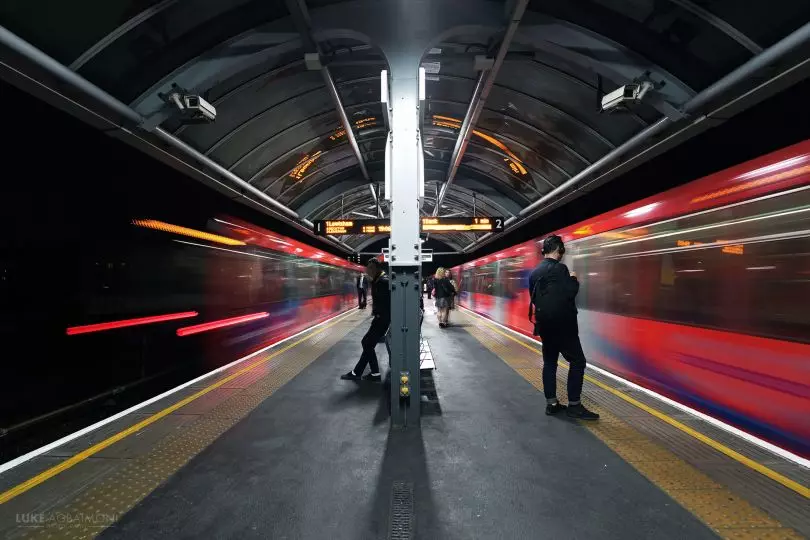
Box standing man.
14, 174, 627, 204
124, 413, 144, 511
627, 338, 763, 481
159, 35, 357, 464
342, 258, 390, 382
529, 235, 599, 420
356, 271, 367, 309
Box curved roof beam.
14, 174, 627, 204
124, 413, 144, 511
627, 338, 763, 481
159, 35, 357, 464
423, 174, 522, 216
426, 131, 558, 190
424, 157, 533, 208
435, 0, 529, 214
665, 0, 762, 54
428, 99, 591, 168
197, 75, 379, 160
69, 0, 182, 70
426, 125, 571, 184
284, 0, 371, 183
266, 135, 386, 196
438, 74, 618, 149
239, 106, 382, 181
295, 179, 370, 218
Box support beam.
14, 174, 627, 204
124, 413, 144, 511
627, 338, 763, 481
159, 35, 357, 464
369, 184, 384, 218
284, 0, 371, 183
433, 0, 529, 214
462, 20, 810, 253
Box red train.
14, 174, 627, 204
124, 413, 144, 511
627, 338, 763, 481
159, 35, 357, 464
455, 140, 810, 458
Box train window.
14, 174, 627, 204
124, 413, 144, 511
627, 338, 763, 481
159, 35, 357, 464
572, 186, 810, 343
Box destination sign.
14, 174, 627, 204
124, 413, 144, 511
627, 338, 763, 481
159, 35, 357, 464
420, 216, 505, 232
313, 216, 504, 236
313, 219, 391, 236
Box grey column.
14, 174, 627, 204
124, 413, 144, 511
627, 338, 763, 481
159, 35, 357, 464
386, 58, 423, 428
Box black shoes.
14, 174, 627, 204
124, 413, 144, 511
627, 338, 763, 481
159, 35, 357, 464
340, 371, 381, 382
545, 402, 567, 415
566, 403, 600, 420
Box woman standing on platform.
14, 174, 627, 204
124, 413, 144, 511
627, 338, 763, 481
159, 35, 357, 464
433, 267, 456, 328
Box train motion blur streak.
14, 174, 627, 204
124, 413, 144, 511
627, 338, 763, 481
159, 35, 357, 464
0, 214, 359, 460
455, 140, 810, 457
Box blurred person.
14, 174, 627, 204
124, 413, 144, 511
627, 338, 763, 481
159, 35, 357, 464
426, 273, 434, 300
529, 235, 599, 420
341, 259, 390, 382
433, 267, 455, 328
356, 271, 367, 309
446, 270, 458, 310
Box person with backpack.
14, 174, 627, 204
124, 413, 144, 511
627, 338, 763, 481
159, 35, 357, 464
529, 235, 599, 420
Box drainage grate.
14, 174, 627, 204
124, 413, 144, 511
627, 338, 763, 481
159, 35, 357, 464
389, 481, 414, 540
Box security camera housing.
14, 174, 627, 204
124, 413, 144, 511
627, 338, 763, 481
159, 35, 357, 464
601, 82, 653, 112
182, 94, 216, 123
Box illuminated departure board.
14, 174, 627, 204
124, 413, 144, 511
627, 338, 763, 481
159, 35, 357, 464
420, 216, 505, 232
313, 217, 505, 236
313, 219, 390, 236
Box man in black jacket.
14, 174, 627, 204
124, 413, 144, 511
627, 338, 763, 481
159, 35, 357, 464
356, 272, 367, 309
341, 258, 390, 382
529, 235, 599, 420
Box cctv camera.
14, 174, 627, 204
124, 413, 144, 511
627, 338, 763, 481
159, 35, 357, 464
601, 82, 653, 113
182, 94, 216, 122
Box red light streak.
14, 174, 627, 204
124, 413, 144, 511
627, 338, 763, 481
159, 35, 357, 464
176, 312, 270, 336
67, 311, 199, 335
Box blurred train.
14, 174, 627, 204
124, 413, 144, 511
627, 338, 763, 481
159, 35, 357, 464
1, 214, 360, 457
455, 140, 810, 457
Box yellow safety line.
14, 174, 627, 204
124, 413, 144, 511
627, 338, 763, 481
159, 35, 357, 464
462, 308, 810, 499
0, 309, 358, 505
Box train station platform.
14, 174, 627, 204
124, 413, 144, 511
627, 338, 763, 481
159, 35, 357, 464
0, 308, 808, 539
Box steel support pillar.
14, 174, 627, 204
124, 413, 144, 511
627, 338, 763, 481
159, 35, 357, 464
386, 64, 423, 428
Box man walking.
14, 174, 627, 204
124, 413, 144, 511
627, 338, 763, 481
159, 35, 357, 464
356, 272, 367, 309
342, 259, 390, 382
529, 235, 599, 420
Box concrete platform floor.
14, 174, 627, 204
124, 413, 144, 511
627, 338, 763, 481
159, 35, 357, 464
100, 315, 717, 540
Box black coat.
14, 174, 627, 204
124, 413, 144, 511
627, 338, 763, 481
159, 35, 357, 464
434, 277, 455, 299
528, 258, 579, 334
370, 273, 391, 324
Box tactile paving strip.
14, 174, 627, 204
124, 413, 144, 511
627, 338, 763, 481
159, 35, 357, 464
460, 310, 807, 540
9, 312, 363, 539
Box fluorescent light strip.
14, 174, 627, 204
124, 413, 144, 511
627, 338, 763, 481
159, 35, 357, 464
458, 305, 810, 469
0, 308, 357, 475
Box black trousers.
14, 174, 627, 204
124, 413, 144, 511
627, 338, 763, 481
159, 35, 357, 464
539, 327, 587, 403
353, 317, 389, 375
357, 288, 366, 308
